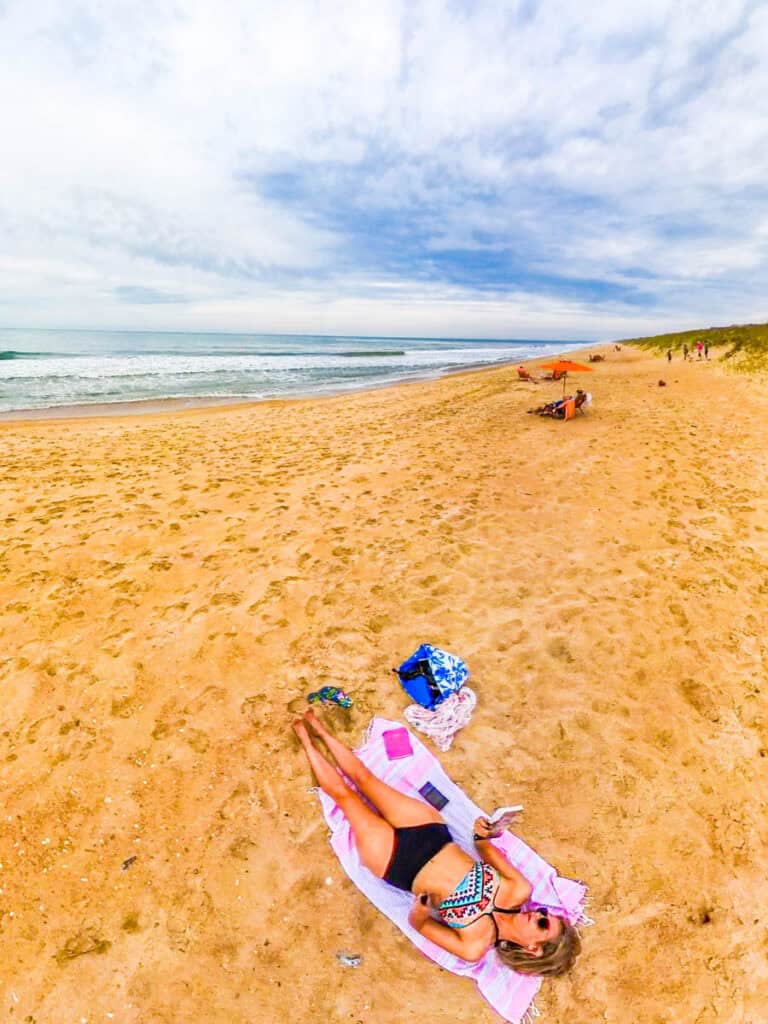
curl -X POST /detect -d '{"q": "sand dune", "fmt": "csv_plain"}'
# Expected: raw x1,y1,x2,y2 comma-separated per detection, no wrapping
1,347,766,1023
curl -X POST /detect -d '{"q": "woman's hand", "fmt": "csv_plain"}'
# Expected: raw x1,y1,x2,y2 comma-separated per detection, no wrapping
473,816,501,840
408,893,433,931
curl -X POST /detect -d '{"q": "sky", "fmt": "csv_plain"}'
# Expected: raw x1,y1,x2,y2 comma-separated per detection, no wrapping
1,0,768,341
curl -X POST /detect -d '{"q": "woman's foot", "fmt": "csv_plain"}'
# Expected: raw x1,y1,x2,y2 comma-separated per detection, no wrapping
293,716,351,801
293,718,312,745
303,708,329,737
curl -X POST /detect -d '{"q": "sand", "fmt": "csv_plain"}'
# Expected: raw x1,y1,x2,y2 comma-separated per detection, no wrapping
1,346,766,1024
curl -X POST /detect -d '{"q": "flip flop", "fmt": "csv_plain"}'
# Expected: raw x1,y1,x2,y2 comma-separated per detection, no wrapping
307,685,353,709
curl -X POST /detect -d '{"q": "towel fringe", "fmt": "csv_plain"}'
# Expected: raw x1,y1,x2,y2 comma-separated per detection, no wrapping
521,1001,541,1024
361,718,377,747
575,889,595,928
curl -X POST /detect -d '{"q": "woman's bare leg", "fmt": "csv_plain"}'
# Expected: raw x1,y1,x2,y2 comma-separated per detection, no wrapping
293,719,395,877
302,709,442,828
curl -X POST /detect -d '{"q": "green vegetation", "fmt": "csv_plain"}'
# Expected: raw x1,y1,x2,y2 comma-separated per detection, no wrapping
622,322,768,372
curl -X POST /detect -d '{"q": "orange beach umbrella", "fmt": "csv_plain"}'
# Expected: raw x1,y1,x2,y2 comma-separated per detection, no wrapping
537,359,593,393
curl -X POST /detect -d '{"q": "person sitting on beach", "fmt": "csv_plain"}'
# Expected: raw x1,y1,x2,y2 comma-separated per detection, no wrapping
529,392,589,419
528,397,567,416
517,366,538,382
293,710,581,976
551,392,590,419
574,389,590,411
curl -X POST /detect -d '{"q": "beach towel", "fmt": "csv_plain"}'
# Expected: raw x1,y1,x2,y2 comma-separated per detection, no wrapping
316,717,590,1024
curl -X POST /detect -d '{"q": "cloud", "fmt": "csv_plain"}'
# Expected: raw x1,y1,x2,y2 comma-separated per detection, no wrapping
1,0,768,338
114,285,188,304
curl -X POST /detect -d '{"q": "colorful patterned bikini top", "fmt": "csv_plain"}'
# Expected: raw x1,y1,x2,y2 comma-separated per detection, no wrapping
438,861,521,930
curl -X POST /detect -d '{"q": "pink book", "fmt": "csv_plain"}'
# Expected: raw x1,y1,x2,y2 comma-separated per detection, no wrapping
382,727,413,760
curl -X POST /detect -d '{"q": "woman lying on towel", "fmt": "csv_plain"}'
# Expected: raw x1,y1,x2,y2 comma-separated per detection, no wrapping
293,710,580,977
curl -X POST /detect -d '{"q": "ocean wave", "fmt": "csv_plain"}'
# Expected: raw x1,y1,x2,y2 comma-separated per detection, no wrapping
338,349,406,357
0,333,584,414
0,349,78,360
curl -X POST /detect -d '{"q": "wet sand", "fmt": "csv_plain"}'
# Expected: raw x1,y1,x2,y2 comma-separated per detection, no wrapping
1,346,766,1023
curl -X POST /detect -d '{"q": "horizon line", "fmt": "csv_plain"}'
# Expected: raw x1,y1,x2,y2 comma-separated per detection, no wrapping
0,325,596,344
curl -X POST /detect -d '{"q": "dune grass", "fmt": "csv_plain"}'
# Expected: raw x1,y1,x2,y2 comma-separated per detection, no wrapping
621,322,768,372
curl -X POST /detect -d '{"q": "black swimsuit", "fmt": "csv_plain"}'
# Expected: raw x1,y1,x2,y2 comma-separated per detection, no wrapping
383,822,452,891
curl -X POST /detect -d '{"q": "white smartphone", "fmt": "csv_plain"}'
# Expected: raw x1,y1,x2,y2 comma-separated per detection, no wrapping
487,804,524,833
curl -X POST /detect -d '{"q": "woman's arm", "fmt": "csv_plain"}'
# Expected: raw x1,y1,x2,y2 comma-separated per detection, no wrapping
472,817,532,905
408,897,488,962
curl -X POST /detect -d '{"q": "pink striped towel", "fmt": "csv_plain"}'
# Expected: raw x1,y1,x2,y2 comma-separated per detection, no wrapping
316,716,589,1024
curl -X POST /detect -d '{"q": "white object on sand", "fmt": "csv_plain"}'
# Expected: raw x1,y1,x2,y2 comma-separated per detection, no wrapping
403,687,477,751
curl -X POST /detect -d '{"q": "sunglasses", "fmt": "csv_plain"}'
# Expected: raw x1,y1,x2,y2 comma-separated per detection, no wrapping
535,907,549,932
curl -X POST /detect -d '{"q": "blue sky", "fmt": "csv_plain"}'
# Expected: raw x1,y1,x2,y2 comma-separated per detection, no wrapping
1,0,767,340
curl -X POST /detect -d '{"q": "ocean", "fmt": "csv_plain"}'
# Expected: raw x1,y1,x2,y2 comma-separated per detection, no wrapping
0,329,588,416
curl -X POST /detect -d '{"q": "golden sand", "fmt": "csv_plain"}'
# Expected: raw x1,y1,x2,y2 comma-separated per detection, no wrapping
1,347,766,1023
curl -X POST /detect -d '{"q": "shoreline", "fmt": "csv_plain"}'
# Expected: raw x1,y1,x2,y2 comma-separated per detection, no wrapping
0,344,596,424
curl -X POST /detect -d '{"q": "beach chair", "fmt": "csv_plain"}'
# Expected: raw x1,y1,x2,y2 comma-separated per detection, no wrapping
576,392,592,414
560,398,576,420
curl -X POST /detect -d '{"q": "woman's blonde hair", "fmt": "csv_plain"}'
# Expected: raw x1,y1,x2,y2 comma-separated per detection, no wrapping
496,919,581,977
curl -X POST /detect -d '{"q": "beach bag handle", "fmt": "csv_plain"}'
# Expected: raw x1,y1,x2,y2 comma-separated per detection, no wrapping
392,658,443,707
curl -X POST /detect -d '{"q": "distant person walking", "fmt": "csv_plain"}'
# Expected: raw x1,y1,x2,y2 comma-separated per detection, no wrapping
666,348,672,363
704,342,710,360
696,340,703,360
683,343,689,361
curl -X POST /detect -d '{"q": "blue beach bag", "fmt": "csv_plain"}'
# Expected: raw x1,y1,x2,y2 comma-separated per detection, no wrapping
394,644,469,709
